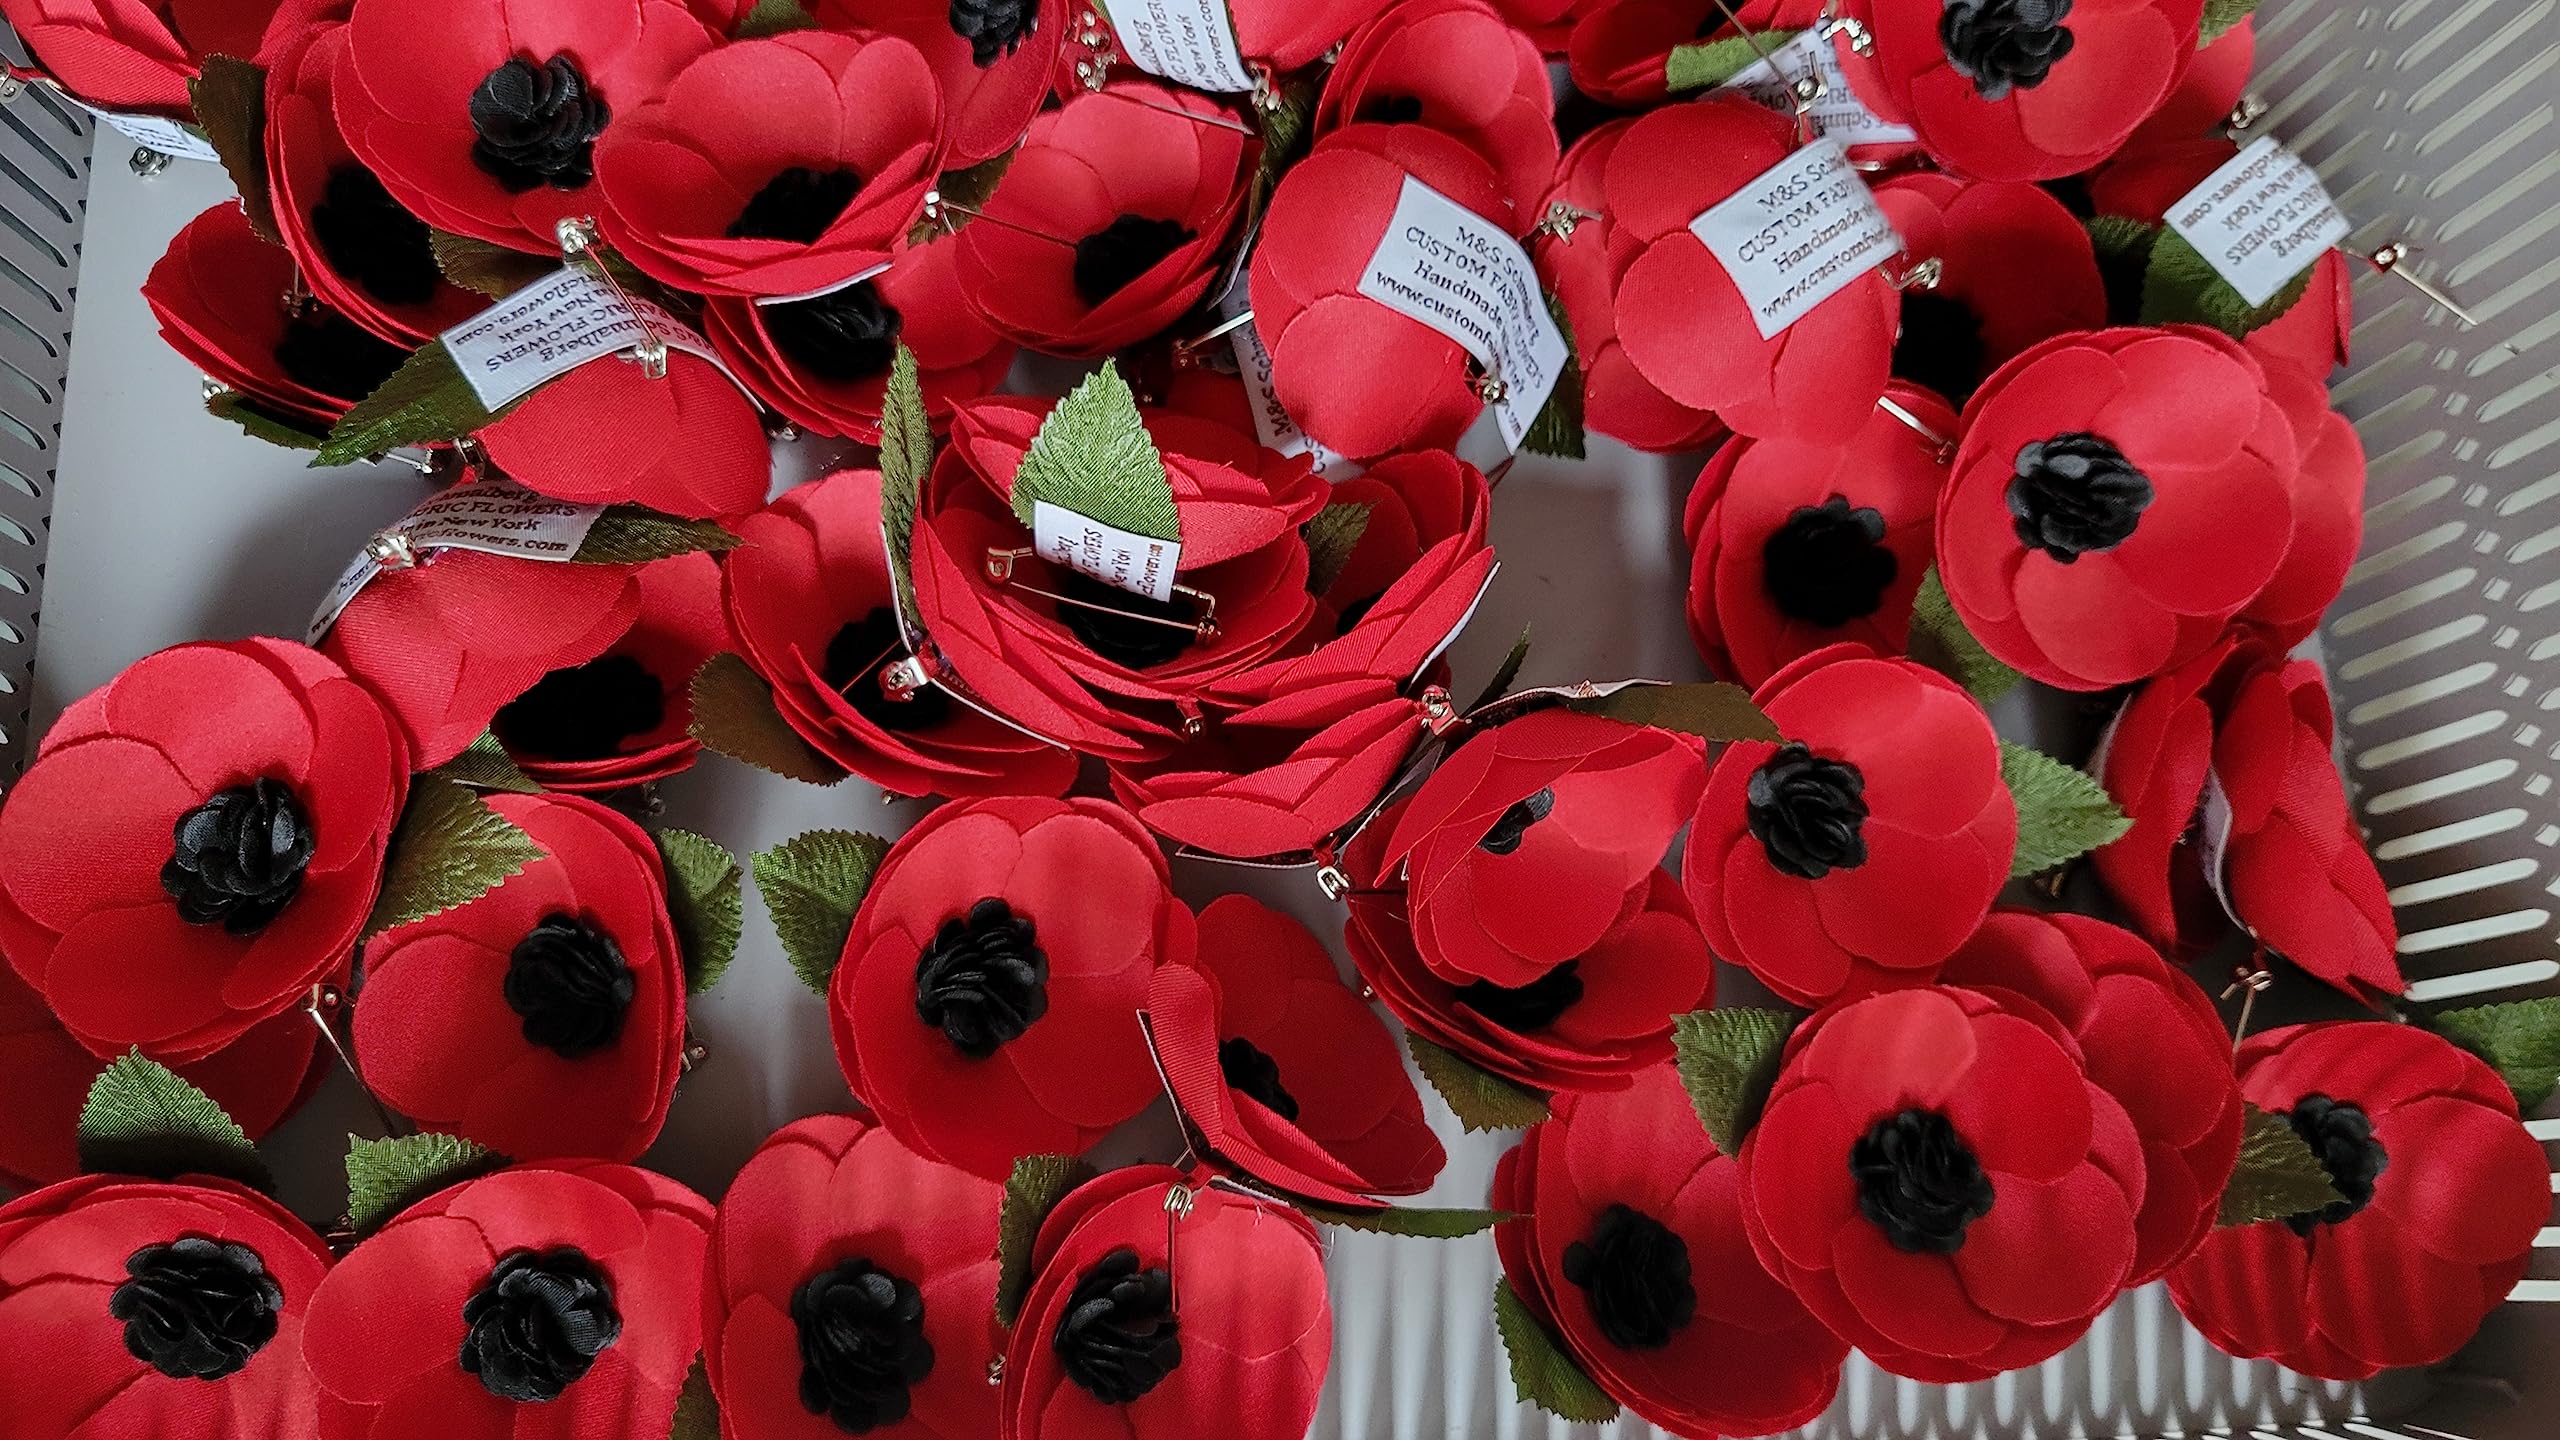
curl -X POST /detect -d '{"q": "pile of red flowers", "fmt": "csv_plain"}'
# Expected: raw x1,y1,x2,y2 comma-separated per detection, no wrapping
0,0,2551,1436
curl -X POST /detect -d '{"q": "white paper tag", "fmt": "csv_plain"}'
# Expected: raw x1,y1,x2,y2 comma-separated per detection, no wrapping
1031,500,1183,603
1219,284,1353,476
752,257,896,307
441,266,726,411
70,100,222,162
2165,136,2351,308
306,484,604,641
1356,175,1569,452
1688,137,1902,340
1718,32,1918,148
1100,0,1255,92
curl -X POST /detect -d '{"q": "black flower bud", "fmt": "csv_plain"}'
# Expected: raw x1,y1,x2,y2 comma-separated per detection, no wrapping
768,282,905,384
1476,788,1555,856
1851,1108,1996,1254
914,897,1049,1058
161,778,317,935
1218,1036,1300,1122
1940,0,2077,101
1072,214,1196,307
492,653,665,762
792,1258,935,1434
1452,960,1585,1033
503,914,637,1060
310,165,441,307
469,56,609,194
2281,1092,2389,1235
1053,1247,1180,1404
109,1237,285,1381
1745,743,1869,880
949,0,1042,67
1760,495,1899,629
458,1247,622,1402
1561,1203,1697,1351
272,307,409,401
2006,431,2154,563
729,165,863,244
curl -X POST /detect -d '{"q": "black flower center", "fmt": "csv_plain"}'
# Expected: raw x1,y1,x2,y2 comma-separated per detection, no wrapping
950,0,1042,66
1217,1036,1300,1122
792,1258,935,1434
1053,1246,1180,1404
458,1247,621,1402
914,897,1049,1058
1332,593,1382,635
1851,1108,1995,1254
1939,0,2076,101
273,306,409,401
108,1236,285,1382
1072,215,1196,307
1357,95,1426,126
504,914,636,1060
1761,495,1899,629
161,778,316,935
769,282,904,385
2006,431,2153,563
492,653,665,762
1056,572,1201,669
1452,961,1584,1033
2281,1093,2389,1236
1746,743,1868,880
730,166,864,244
1561,1203,1696,1351
1477,788,1555,857
311,165,440,307
470,55,609,194
1891,291,1989,406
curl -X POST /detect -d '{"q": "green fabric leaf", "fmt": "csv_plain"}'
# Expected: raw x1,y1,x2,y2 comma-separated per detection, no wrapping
752,829,891,996
1906,566,2024,705
346,1132,506,1237
1465,626,1533,715
1664,31,1795,92
688,653,850,786
2218,1103,2345,1228
78,1052,272,1191
1408,1033,1549,1133
667,1354,719,1440
1493,1279,1619,1423
1564,682,1781,743
431,730,543,794
1671,1007,1794,1155
879,344,931,630
2200,0,2259,46
1244,69,1322,234
2139,226,2314,340
1295,1203,1511,1238
206,390,325,451
2430,998,2560,1111
187,56,276,244
2086,214,2161,261
314,341,504,468
1520,292,1585,461
735,0,820,35
429,229,562,299
2001,741,2132,878
366,776,547,937
996,1154,1096,1327
907,147,1017,247
572,506,743,565
1009,363,1179,541
1301,501,1373,597
656,829,744,994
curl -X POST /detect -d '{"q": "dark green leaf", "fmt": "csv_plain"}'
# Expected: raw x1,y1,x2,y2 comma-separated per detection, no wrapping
2085,214,2161,262
429,229,562,299
1906,566,2023,705
1010,363,1179,541
365,776,547,937
907,147,1017,247
879,344,931,630
1664,32,1795,92
1672,1007,1794,1155
206,390,325,451
431,730,543,795
187,56,276,244
572,506,743,565
2200,0,2259,46
656,829,744,994
1464,626,1533,716
996,1154,1095,1327
314,341,505,468
669,1354,720,1440
688,653,850,786
1295,1202,1511,1238
2430,998,2560,1112
2218,1103,2345,1228
1407,1033,1549,1133
735,0,820,35
2139,226,2314,340
1564,682,1781,743
2001,741,2132,877
1520,292,1585,461
346,1132,507,1237
1244,69,1322,233
1301,501,1373,597
78,1052,271,1191
752,829,891,996
1493,1278,1619,1423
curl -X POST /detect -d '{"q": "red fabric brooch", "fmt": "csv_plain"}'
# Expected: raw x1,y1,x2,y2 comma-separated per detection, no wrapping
0,0,272,114
1316,0,1560,216
723,468,1078,799
1494,1062,1849,1435
2239,360,2365,649
1683,384,1953,688
1872,173,2108,407
351,792,688,1163
476,353,773,520
0,1173,331,1439
809,0,1062,167
999,1165,1332,1440
1941,909,2243,1283
1936,325,2298,691
2168,1022,2550,1379
0,638,406,1061
828,797,1189,1179
301,1161,714,1439
1740,985,2146,1381
2132,18,2255,147
953,80,1251,359
490,551,722,791
705,1113,1003,1440
1146,895,1444,1205
1838,0,2206,181
147,202,410,430
1683,649,2014,1007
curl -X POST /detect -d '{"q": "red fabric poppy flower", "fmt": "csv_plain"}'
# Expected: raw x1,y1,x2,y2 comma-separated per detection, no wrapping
2168,1022,2550,1379
2237,359,2364,649
1936,325,2298,690
1225,0,1379,69
0,638,407,1062
1107,682,1434,859
301,1161,713,1440
1873,173,2108,407
1346,798,1715,1095
1315,0,1559,217
0,0,264,115
1683,649,2014,1007
829,797,1190,1180
0,964,323,1190
476,352,773,520
146,202,411,430
1838,0,2205,181
1683,383,1953,687
594,32,944,298
1603,96,1898,444
1565,0,1824,108
1146,895,1443,1205
0,1173,331,1440
483,551,721,792
704,1113,1003,1440
999,1164,1330,1440
1740,985,2147,1382
1489,0,1607,55
1941,909,2242,1283
705,236,1016,445
953,79,1249,359
2131,18,2253,146
330,0,719,254
1493,1061,1848,1436
1381,709,1705,989
808,0,1061,167
723,469,1079,800
351,793,687,1162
